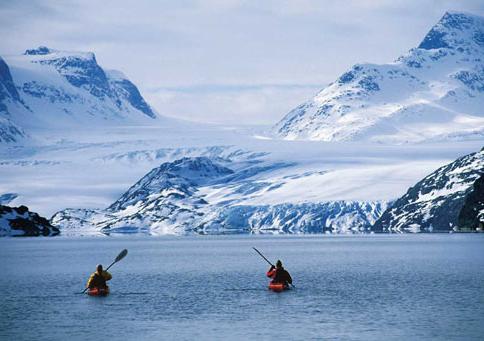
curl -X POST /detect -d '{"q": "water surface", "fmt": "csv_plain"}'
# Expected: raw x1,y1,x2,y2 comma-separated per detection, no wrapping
1,234,483,340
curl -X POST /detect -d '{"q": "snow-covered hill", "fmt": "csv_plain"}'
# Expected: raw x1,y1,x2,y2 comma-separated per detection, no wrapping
273,12,484,143
52,156,387,235
372,148,484,232
0,205,59,236
0,46,157,142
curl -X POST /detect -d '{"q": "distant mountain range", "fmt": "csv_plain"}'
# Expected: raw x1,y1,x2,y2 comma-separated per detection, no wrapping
273,12,484,143
50,147,483,236
50,146,483,235
0,46,157,142
1,12,483,237
3,12,483,145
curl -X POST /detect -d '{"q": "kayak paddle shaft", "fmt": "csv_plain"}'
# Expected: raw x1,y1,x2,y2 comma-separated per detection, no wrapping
253,247,274,267
81,249,128,294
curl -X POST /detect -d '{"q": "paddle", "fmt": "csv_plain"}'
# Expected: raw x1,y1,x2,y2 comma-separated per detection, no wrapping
253,247,274,267
81,249,128,294
252,247,295,288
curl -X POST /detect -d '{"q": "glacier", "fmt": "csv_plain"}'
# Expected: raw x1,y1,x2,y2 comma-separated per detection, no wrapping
52,156,388,235
1,13,484,236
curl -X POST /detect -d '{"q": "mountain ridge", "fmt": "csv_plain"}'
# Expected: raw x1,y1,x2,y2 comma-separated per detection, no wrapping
0,46,159,142
51,156,387,235
272,11,484,143
372,148,484,232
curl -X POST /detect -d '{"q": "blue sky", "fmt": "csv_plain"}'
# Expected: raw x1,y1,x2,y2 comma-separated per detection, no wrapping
1,0,483,124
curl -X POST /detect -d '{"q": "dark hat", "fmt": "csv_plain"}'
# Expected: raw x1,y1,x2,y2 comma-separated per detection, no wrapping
276,260,282,268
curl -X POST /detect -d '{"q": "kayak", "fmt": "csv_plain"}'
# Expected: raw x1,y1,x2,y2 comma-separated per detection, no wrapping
268,282,289,292
88,287,110,296
87,286,110,296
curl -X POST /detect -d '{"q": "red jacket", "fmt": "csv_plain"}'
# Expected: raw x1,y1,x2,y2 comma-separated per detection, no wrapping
267,266,292,285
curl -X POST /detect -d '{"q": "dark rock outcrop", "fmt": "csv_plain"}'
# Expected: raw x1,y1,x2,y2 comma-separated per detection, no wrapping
458,173,484,231
372,149,484,232
0,205,60,236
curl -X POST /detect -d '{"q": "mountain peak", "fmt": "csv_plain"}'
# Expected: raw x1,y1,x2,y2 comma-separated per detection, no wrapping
157,157,234,183
1,46,158,137
272,11,484,143
23,46,97,63
24,46,53,55
440,11,483,29
418,11,484,50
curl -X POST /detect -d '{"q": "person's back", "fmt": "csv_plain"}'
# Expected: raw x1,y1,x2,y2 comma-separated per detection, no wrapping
86,264,112,289
266,260,292,287
273,267,292,284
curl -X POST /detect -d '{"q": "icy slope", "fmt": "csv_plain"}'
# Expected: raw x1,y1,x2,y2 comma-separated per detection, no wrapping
0,46,157,139
52,156,387,235
372,148,484,232
0,57,26,142
2,116,481,236
273,12,484,143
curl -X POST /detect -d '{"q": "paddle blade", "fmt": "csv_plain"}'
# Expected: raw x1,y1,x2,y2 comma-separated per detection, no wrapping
115,249,128,263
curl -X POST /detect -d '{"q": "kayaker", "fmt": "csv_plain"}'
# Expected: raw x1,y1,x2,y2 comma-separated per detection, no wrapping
267,260,292,287
86,264,112,289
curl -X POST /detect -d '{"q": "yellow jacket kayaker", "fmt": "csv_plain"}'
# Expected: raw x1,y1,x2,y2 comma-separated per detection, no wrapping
86,264,112,289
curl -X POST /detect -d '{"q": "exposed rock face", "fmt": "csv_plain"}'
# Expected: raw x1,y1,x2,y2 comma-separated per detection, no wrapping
0,57,21,102
0,205,60,236
0,57,26,142
458,173,484,231
372,149,484,232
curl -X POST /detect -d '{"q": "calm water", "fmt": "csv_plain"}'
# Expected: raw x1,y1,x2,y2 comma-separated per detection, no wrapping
0,234,483,340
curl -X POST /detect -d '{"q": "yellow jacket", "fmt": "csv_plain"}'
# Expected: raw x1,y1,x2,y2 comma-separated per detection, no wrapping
86,270,112,288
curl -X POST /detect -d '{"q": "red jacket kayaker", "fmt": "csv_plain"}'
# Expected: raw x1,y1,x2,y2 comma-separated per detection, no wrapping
86,264,112,289
267,260,292,286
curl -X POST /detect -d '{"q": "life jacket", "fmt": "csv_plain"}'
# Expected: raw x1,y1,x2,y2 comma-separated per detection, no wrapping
89,272,107,289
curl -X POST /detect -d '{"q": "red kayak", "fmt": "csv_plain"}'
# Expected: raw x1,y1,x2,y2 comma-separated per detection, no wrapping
268,282,289,292
87,286,110,296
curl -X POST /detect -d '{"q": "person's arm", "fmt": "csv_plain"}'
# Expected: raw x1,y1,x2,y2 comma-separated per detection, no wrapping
266,265,276,278
102,270,112,281
86,273,95,288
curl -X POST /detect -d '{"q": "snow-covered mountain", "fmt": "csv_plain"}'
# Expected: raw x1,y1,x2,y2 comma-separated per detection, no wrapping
273,12,484,143
0,46,157,141
372,148,484,232
52,156,387,235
